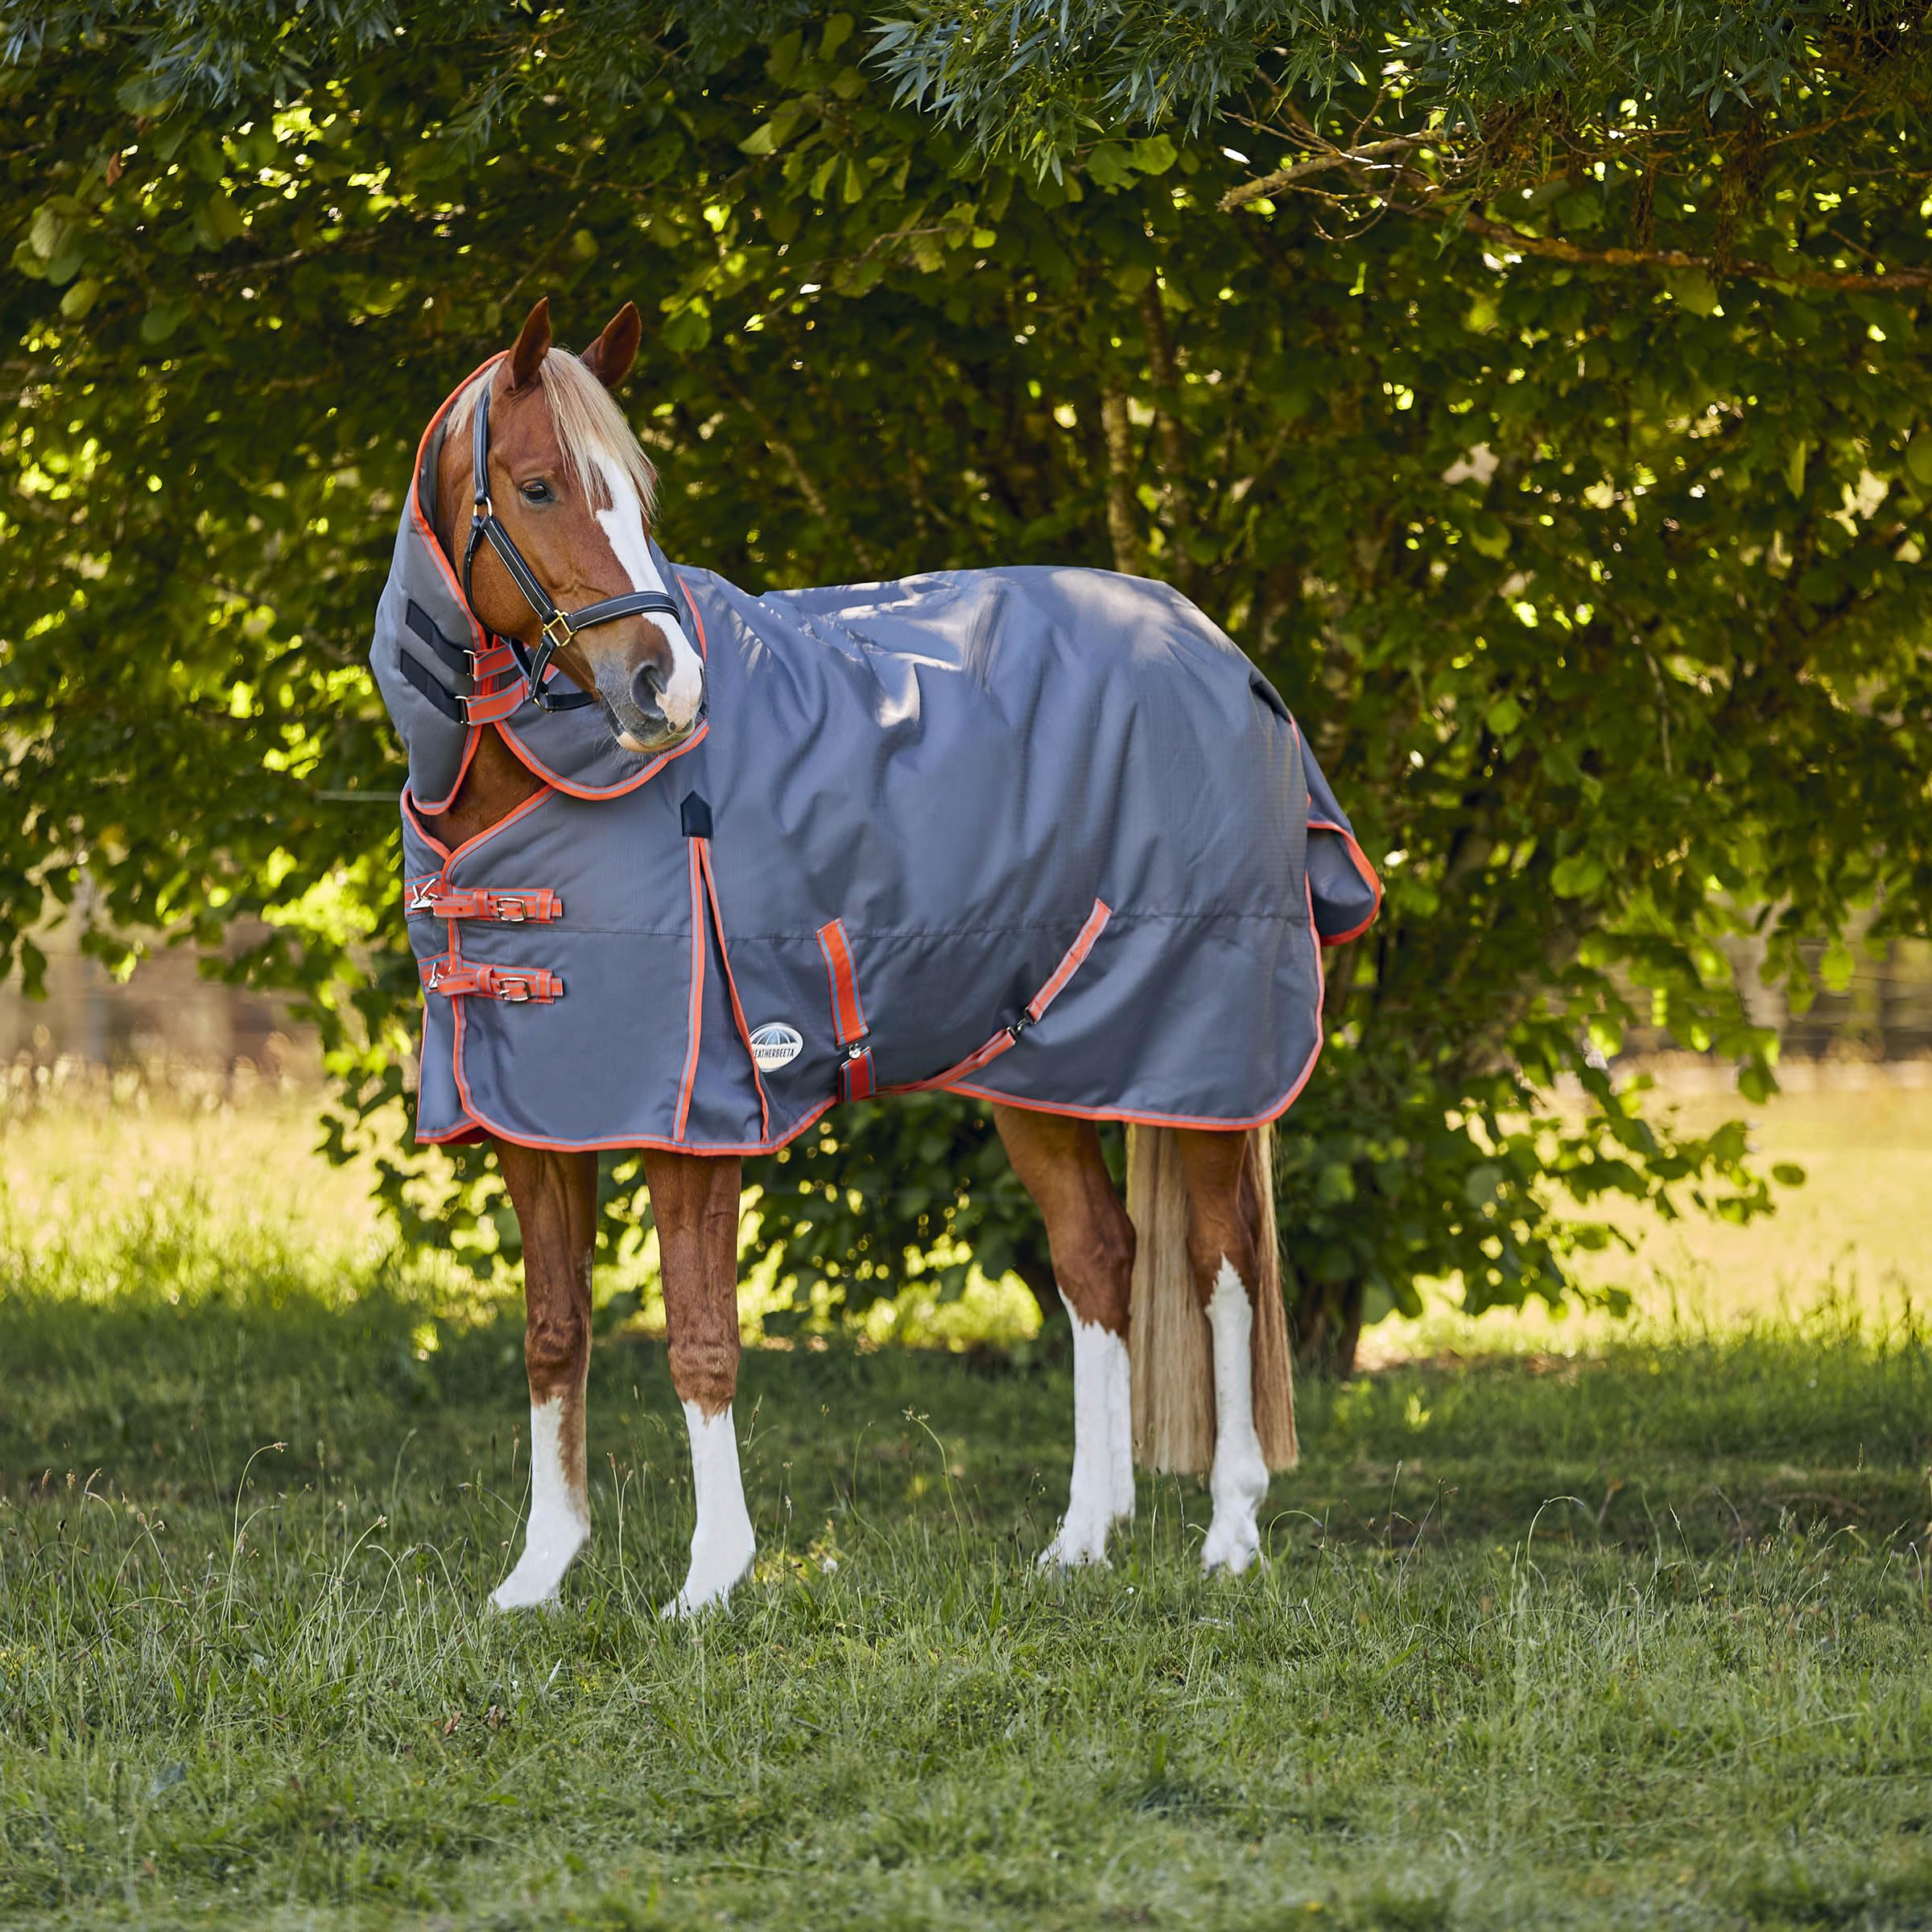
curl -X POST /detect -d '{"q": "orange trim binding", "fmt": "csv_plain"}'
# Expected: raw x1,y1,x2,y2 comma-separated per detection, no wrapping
694,838,773,1144
672,841,706,1141
1307,817,1383,946
404,353,502,813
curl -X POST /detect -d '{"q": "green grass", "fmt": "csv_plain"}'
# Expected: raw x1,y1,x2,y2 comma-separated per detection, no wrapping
3,1091,1932,1929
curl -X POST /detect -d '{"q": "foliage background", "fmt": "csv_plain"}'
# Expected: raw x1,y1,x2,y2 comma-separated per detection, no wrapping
4,2,1930,1364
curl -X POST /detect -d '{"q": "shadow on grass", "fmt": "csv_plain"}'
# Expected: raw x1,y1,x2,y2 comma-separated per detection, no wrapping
4,1244,1929,1558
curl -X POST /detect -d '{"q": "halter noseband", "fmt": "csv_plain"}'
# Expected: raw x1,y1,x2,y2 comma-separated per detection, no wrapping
460,378,683,715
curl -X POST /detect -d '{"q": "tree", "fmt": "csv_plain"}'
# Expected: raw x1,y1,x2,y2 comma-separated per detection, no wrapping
5,5,1928,1369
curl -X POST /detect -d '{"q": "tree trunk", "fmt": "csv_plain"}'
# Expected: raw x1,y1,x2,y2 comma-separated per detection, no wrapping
1290,1274,1365,1378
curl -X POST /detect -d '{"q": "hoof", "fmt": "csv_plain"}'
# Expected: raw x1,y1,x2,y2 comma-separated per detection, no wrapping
489,1568,567,1613
1202,1451,1268,1575
1200,1516,1265,1575
1038,1509,1124,1570
661,1526,754,1620
489,1526,588,1612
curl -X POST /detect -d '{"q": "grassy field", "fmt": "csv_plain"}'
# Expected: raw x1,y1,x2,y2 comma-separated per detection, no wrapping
2,1076,1930,1930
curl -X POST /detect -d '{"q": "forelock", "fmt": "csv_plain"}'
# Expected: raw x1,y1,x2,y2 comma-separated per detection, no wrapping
444,350,658,519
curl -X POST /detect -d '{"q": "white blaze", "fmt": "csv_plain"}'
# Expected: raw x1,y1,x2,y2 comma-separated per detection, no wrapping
1201,1257,1269,1575
489,1395,591,1611
592,453,704,732
1039,1294,1133,1569
665,1400,755,1618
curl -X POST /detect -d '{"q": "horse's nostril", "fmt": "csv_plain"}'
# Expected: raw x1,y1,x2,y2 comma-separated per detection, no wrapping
630,660,667,714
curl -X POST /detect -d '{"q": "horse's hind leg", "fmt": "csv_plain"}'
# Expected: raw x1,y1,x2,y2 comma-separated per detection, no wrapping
993,1105,1136,1567
1173,1129,1271,1575
491,1141,599,1611
642,1148,755,1616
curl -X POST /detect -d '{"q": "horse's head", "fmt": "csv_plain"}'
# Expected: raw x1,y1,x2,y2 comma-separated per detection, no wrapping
436,298,704,756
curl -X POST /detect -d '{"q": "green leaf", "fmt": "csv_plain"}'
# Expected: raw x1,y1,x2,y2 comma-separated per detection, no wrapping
661,307,710,353
766,29,804,84
60,277,101,319
1664,270,1720,317
1130,134,1178,175
1905,437,1932,487
1313,1162,1356,1208
1468,514,1511,559
1485,695,1524,736
28,207,64,260
741,101,807,156
140,299,189,343
1770,1162,1806,1187
1462,1162,1505,1209
1785,439,1809,497
1550,853,1608,898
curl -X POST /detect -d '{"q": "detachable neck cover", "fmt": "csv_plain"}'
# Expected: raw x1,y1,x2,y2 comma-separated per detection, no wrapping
368,368,705,813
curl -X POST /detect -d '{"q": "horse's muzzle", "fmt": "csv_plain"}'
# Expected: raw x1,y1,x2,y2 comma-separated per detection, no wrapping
599,642,703,757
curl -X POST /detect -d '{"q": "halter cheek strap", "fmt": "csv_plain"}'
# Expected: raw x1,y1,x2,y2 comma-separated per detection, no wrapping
460,380,683,716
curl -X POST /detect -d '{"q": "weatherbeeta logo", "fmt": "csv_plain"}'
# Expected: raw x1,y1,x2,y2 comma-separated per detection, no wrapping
749,1023,803,1071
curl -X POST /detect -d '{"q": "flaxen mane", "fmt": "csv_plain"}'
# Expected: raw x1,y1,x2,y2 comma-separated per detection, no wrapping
446,348,657,518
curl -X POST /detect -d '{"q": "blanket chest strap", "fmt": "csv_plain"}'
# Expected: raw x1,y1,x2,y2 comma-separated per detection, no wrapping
419,956,564,1004
407,879,563,923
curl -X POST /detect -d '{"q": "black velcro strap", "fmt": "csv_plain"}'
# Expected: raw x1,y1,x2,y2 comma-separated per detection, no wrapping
399,651,466,723
405,599,472,674
680,792,713,839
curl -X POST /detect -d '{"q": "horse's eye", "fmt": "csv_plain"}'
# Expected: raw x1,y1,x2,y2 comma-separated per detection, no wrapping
518,479,555,506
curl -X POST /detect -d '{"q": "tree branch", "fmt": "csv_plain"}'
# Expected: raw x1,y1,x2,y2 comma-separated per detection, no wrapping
1451,207,1932,293
1219,135,1435,213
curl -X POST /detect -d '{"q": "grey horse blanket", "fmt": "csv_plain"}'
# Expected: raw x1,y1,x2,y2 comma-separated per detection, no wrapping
370,457,1379,1153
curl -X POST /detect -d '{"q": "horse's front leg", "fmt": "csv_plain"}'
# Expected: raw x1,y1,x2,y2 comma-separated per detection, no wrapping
642,1147,754,1616
490,1141,599,1611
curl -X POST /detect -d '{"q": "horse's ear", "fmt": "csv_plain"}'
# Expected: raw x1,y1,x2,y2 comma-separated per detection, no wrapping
506,297,551,392
580,302,642,389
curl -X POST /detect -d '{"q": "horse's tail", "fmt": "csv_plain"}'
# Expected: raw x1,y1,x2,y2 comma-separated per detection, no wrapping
1126,1125,1298,1474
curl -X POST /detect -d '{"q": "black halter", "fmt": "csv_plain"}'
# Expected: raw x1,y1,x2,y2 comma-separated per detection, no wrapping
461,379,683,714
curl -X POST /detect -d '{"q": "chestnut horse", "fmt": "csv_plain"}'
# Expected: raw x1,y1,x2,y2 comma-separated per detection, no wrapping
418,300,1293,1616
